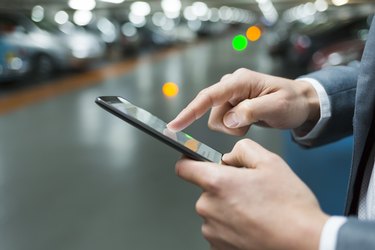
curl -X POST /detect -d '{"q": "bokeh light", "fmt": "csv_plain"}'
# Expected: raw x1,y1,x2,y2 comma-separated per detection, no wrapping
55,11,69,25
232,35,248,51
162,82,179,97
246,26,262,42
31,5,44,22
73,10,93,26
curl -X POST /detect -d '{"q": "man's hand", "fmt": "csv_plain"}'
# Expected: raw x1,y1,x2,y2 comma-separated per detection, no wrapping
168,68,320,136
175,139,329,250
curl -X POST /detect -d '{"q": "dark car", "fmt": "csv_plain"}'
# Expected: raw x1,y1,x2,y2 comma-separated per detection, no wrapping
308,38,365,71
287,15,371,66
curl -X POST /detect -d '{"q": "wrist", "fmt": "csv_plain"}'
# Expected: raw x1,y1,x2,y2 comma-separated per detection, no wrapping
296,211,330,250
294,80,321,136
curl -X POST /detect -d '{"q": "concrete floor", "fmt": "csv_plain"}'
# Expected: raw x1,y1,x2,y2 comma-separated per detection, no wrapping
0,34,350,250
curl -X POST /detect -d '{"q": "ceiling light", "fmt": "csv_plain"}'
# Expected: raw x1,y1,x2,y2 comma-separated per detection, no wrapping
152,12,167,26
129,12,146,27
130,1,151,16
31,5,44,22
315,0,328,12
69,0,96,11
183,6,197,21
192,2,208,17
161,0,182,13
55,11,69,25
73,10,93,26
100,0,124,3
332,0,349,6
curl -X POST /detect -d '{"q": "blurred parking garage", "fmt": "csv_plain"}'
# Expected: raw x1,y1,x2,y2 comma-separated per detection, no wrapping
0,1,374,249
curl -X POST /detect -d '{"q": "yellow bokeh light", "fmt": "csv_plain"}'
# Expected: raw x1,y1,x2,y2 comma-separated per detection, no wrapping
246,26,262,42
162,82,179,97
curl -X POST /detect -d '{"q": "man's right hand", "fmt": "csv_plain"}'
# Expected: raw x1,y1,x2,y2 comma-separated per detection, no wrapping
168,68,320,136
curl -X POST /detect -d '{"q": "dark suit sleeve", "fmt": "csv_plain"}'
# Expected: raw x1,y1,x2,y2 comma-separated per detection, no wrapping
295,62,360,147
336,218,375,250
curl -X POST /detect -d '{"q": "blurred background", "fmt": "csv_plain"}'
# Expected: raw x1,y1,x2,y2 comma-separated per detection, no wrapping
0,0,373,249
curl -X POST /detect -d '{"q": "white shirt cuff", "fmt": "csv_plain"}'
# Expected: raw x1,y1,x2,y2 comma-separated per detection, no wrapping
319,216,347,250
293,78,332,142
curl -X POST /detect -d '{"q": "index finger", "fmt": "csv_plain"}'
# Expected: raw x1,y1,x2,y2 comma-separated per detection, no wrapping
167,82,234,131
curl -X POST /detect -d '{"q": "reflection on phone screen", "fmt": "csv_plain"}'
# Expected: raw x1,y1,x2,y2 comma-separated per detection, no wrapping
107,97,222,163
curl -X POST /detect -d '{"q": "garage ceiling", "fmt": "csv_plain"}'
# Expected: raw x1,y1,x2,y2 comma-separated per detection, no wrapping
0,0,372,13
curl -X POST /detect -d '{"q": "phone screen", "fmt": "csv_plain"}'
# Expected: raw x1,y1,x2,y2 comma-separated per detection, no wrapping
96,96,222,163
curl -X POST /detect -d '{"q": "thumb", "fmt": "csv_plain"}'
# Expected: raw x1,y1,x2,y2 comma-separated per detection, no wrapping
223,93,280,129
222,139,276,169
175,157,222,191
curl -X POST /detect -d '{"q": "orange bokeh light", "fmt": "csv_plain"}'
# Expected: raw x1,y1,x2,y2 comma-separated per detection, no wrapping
246,26,262,42
162,82,179,97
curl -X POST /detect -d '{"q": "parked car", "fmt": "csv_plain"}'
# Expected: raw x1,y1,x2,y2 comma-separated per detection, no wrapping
35,20,106,69
0,38,30,83
287,15,371,66
119,21,142,55
0,12,72,79
308,38,365,71
0,12,106,80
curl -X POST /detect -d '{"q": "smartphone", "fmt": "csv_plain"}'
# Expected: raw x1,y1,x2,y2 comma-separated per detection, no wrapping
95,96,222,163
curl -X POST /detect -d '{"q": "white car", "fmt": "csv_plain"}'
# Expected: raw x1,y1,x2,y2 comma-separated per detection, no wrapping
0,12,105,80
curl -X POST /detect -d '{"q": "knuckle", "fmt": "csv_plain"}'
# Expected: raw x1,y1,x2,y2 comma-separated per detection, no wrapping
238,100,256,122
235,139,252,150
234,67,248,75
275,97,289,111
204,172,223,193
195,196,208,217
174,160,184,176
197,88,215,106
208,120,220,131
198,89,207,96
220,74,232,82
267,152,282,164
201,224,213,241
255,150,281,168
208,116,225,132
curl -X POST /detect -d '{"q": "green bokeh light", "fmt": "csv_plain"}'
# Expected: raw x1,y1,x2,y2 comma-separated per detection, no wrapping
232,35,248,51
185,133,193,139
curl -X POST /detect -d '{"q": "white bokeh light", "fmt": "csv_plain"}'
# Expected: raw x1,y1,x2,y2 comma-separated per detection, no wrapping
332,0,349,6
130,1,151,17
73,10,93,26
31,5,44,22
122,22,137,37
161,0,182,13
129,12,146,27
315,0,328,12
69,0,96,11
152,12,167,26
192,2,209,17
183,6,197,21
55,11,69,25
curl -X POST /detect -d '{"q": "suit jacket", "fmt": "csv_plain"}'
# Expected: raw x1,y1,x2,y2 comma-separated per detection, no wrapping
299,17,375,249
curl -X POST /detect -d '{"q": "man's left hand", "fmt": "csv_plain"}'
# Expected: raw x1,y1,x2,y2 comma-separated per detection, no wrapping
175,139,329,250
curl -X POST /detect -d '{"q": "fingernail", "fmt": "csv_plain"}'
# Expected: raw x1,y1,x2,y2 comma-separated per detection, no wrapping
224,112,240,128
